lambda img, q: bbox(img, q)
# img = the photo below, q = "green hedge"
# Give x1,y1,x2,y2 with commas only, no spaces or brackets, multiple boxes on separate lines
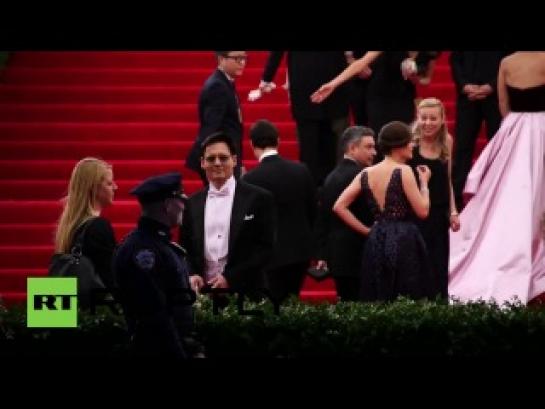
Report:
1,297,544,358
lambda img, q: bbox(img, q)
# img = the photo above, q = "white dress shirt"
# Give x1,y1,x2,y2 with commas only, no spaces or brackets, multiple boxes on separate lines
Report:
204,176,236,282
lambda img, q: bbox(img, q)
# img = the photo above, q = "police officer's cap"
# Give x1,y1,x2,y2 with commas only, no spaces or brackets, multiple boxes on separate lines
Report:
130,172,188,204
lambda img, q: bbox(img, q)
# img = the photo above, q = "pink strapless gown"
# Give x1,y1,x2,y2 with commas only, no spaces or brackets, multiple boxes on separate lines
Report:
449,112,545,304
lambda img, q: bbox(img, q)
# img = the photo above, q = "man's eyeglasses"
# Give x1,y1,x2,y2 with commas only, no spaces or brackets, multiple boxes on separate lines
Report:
204,154,231,164
224,55,248,64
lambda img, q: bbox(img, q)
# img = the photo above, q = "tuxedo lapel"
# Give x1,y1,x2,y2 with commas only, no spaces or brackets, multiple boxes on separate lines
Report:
229,182,251,253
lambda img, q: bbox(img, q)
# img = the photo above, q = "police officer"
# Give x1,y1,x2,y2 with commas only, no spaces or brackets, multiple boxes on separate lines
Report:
114,172,197,359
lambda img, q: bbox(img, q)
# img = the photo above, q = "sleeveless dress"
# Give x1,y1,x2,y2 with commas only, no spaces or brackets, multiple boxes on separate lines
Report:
409,147,450,299
359,168,434,301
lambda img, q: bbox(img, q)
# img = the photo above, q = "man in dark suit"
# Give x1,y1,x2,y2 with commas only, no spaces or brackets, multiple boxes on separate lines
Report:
243,119,317,302
450,51,507,210
258,51,350,186
315,126,376,301
181,132,276,299
186,51,247,183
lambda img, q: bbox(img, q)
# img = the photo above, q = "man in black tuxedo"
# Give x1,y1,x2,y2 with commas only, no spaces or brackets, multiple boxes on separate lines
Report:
315,126,376,301
243,119,317,302
258,51,350,186
186,51,247,183
450,51,507,210
181,132,276,299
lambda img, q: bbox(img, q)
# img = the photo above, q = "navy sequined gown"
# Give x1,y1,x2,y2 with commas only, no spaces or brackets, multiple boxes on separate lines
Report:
359,168,434,301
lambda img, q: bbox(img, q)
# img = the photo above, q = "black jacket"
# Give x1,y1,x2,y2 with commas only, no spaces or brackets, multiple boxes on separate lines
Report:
186,69,243,172
74,216,116,289
243,154,317,268
262,51,350,121
316,158,373,277
450,51,507,96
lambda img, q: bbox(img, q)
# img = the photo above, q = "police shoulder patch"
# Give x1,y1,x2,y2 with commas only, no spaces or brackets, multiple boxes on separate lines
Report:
134,249,156,271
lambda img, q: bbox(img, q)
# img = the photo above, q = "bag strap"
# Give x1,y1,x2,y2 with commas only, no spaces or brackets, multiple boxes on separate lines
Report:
70,217,96,257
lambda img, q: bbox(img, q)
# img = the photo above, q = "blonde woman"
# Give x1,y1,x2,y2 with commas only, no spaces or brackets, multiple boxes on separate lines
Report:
409,98,460,300
54,157,118,293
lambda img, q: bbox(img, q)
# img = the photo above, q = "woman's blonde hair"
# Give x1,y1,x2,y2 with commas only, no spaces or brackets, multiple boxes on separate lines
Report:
413,97,450,162
54,157,112,253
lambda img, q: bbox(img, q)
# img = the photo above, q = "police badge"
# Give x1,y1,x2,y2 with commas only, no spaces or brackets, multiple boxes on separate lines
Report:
134,249,156,271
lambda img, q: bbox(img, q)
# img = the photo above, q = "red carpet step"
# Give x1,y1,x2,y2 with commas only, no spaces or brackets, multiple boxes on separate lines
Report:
8,52,274,68
0,159,262,181
0,122,297,141
0,103,296,122
0,140,300,160
0,179,205,200
0,84,294,104
2,67,284,86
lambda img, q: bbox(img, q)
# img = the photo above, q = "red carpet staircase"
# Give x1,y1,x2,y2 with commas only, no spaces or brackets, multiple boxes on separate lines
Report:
0,51,484,306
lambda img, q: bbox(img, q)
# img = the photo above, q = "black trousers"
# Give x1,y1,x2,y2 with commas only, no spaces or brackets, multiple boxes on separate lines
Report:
265,261,309,302
295,116,349,186
452,96,502,210
416,205,450,300
367,96,415,163
334,276,360,301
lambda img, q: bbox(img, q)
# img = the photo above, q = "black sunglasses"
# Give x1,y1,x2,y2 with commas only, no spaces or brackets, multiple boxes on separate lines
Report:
204,154,231,163
224,55,248,64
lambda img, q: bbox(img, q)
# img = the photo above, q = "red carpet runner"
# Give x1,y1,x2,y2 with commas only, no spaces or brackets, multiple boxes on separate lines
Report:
0,51,484,305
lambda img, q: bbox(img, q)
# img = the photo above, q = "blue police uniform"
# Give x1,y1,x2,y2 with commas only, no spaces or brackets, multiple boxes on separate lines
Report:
113,173,195,358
